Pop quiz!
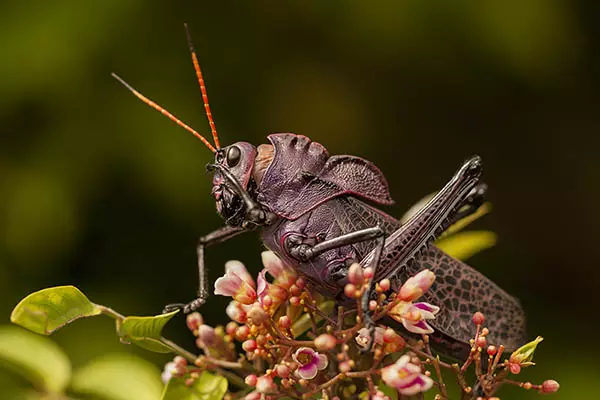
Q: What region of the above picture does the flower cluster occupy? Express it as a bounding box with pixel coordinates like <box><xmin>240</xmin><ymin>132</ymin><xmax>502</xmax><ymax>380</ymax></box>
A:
<box><xmin>162</xmin><ymin>252</ymin><xmax>559</xmax><ymax>399</ymax></box>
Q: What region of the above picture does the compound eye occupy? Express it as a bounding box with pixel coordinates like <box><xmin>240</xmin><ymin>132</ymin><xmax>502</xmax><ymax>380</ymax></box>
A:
<box><xmin>226</xmin><ymin>146</ymin><xmax>241</xmax><ymax>167</ymax></box>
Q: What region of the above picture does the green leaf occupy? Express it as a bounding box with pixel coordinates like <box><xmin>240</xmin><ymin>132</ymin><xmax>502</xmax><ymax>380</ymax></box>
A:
<box><xmin>291</xmin><ymin>300</ymin><xmax>334</xmax><ymax>338</ymax></box>
<box><xmin>10</xmin><ymin>286</ymin><xmax>101</xmax><ymax>335</ymax></box>
<box><xmin>162</xmin><ymin>371</ymin><xmax>227</xmax><ymax>400</ymax></box>
<box><xmin>0</xmin><ymin>325</ymin><xmax>71</xmax><ymax>393</ymax></box>
<box><xmin>117</xmin><ymin>310</ymin><xmax>179</xmax><ymax>353</ymax></box>
<box><xmin>435</xmin><ymin>230</ymin><xmax>497</xmax><ymax>261</ymax></box>
<box><xmin>71</xmin><ymin>353</ymin><xmax>163</xmax><ymax>400</ymax></box>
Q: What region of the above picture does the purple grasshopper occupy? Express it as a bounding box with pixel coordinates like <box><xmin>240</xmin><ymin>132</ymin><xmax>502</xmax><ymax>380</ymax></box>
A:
<box><xmin>112</xmin><ymin>26</ymin><xmax>526</xmax><ymax>359</ymax></box>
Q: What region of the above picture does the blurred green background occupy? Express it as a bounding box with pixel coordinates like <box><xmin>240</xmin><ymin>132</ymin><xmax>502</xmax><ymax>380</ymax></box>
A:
<box><xmin>1</xmin><ymin>0</ymin><xmax>598</xmax><ymax>398</ymax></box>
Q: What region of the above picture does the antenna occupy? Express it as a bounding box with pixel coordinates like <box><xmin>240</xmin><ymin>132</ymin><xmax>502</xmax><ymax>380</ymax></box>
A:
<box><xmin>184</xmin><ymin>23</ymin><xmax>220</xmax><ymax>149</ymax></box>
<box><xmin>111</xmin><ymin>73</ymin><xmax>217</xmax><ymax>153</ymax></box>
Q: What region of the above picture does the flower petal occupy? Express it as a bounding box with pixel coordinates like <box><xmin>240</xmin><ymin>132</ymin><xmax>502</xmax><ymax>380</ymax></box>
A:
<box><xmin>316</xmin><ymin>353</ymin><xmax>328</xmax><ymax>370</ymax></box>
<box><xmin>397</xmin><ymin>375</ymin><xmax>434</xmax><ymax>396</ymax></box>
<box><xmin>225</xmin><ymin>260</ymin><xmax>255</xmax><ymax>288</ymax></box>
<box><xmin>402</xmin><ymin>319</ymin><xmax>434</xmax><ymax>334</ymax></box>
<box><xmin>214</xmin><ymin>274</ymin><xmax>242</xmax><ymax>296</ymax></box>
<box><xmin>297</xmin><ymin>363</ymin><xmax>318</xmax><ymax>380</ymax></box>
<box><xmin>261</xmin><ymin>251</ymin><xmax>286</xmax><ymax>278</ymax></box>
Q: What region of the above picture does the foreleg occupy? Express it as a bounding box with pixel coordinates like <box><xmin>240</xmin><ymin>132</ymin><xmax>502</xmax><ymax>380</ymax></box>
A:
<box><xmin>164</xmin><ymin>225</ymin><xmax>246</xmax><ymax>313</ymax></box>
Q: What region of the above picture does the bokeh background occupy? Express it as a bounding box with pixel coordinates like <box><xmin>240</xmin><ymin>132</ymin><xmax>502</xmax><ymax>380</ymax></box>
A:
<box><xmin>1</xmin><ymin>1</ymin><xmax>598</xmax><ymax>398</ymax></box>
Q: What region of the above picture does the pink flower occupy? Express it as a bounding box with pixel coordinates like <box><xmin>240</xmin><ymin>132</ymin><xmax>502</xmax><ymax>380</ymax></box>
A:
<box><xmin>225</xmin><ymin>301</ymin><xmax>249</xmax><ymax>323</ymax></box>
<box><xmin>292</xmin><ymin>347</ymin><xmax>328</xmax><ymax>380</ymax></box>
<box><xmin>388</xmin><ymin>301</ymin><xmax>439</xmax><ymax>334</ymax></box>
<box><xmin>381</xmin><ymin>355</ymin><xmax>433</xmax><ymax>396</ymax></box>
<box><xmin>399</xmin><ymin>269</ymin><xmax>435</xmax><ymax>302</ymax></box>
<box><xmin>214</xmin><ymin>261</ymin><xmax>256</xmax><ymax>304</ymax></box>
<box><xmin>257</xmin><ymin>271</ymin><xmax>288</xmax><ymax>308</ymax></box>
<box><xmin>261</xmin><ymin>251</ymin><xmax>296</xmax><ymax>289</ymax></box>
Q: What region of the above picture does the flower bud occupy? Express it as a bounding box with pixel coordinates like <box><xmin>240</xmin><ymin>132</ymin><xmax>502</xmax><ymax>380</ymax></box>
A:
<box><xmin>235</xmin><ymin>325</ymin><xmax>250</xmax><ymax>341</ymax></box>
<box><xmin>226</xmin><ymin>301</ymin><xmax>247</xmax><ymax>323</ymax></box>
<box><xmin>476</xmin><ymin>336</ymin><xmax>487</xmax><ymax>348</ymax></box>
<box><xmin>487</xmin><ymin>345</ymin><xmax>497</xmax><ymax>356</ymax></box>
<box><xmin>256</xmin><ymin>375</ymin><xmax>276</xmax><ymax>393</ymax></box>
<box><xmin>242</xmin><ymin>339</ymin><xmax>257</xmax><ymax>352</ymax></box>
<box><xmin>225</xmin><ymin>322</ymin><xmax>238</xmax><ymax>336</ymax></box>
<box><xmin>472</xmin><ymin>311</ymin><xmax>485</xmax><ymax>325</ymax></box>
<box><xmin>344</xmin><ymin>283</ymin><xmax>357</xmax><ymax>298</ymax></box>
<box><xmin>399</xmin><ymin>269</ymin><xmax>435</xmax><ymax>302</ymax></box>
<box><xmin>379</xmin><ymin>278</ymin><xmax>391</xmax><ymax>292</ymax></box>
<box><xmin>314</xmin><ymin>334</ymin><xmax>337</xmax><ymax>351</ymax></box>
<box><xmin>540</xmin><ymin>380</ymin><xmax>560</xmax><ymax>394</ymax></box>
<box><xmin>186</xmin><ymin>312</ymin><xmax>203</xmax><ymax>332</ymax></box>
<box><xmin>348</xmin><ymin>263</ymin><xmax>364</xmax><ymax>285</ymax></box>
<box><xmin>364</xmin><ymin>267</ymin><xmax>374</xmax><ymax>280</ymax></box>
<box><xmin>290</xmin><ymin>284</ymin><xmax>302</xmax><ymax>296</ymax></box>
<box><xmin>276</xmin><ymin>364</ymin><xmax>290</xmax><ymax>378</ymax></box>
<box><xmin>244</xmin><ymin>374</ymin><xmax>257</xmax><ymax>386</ymax></box>
<box><xmin>278</xmin><ymin>315</ymin><xmax>291</xmax><ymax>329</ymax></box>
<box><xmin>369</xmin><ymin>300</ymin><xmax>377</xmax><ymax>311</ymax></box>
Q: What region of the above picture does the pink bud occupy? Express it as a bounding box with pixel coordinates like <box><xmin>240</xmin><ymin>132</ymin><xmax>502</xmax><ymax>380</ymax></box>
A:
<box><xmin>314</xmin><ymin>334</ymin><xmax>337</xmax><ymax>351</ymax></box>
<box><xmin>186</xmin><ymin>312</ymin><xmax>203</xmax><ymax>332</ymax></box>
<box><xmin>290</xmin><ymin>284</ymin><xmax>302</xmax><ymax>296</ymax></box>
<box><xmin>344</xmin><ymin>283</ymin><xmax>357</xmax><ymax>298</ymax></box>
<box><xmin>476</xmin><ymin>336</ymin><xmax>487</xmax><ymax>348</ymax></box>
<box><xmin>289</xmin><ymin>296</ymin><xmax>301</xmax><ymax>306</ymax></box>
<box><xmin>364</xmin><ymin>267</ymin><xmax>374</xmax><ymax>280</ymax></box>
<box><xmin>278</xmin><ymin>315</ymin><xmax>291</xmax><ymax>329</ymax></box>
<box><xmin>262</xmin><ymin>294</ymin><xmax>273</xmax><ymax>308</ymax></box>
<box><xmin>225</xmin><ymin>321</ymin><xmax>238</xmax><ymax>335</ymax></box>
<box><xmin>235</xmin><ymin>325</ymin><xmax>250</xmax><ymax>341</ymax></box>
<box><xmin>399</xmin><ymin>269</ymin><xmax>435</xmax><ymax>301</ymax></box>
<box><xmin>226</xmin><ymin>301</ymin><xmax>247</xmax><ymax>323</ymax></box>
<box><xmin>540</xmin><ymin>380</ymin><xmax>560</xmax><ymax>394</ymax></box>
<box><xmin>369</xmin><ymin>300</ymin><xmax>377</xmax><ymax>311</ymax></box>
<box><xmin>348</xmin><ymin>263</ymin><xmax>364</xmax><ymax>285</ymax></box>
<box><xmin>245</xmin><ymin>374</ymin><xmax>257</xmax><ymax>386</ymax></box>
<box><xmin>472</xmin><ymin>312</ymin><xmax>485</xmax><ymax>325</ymax></box>
<box><xmin>379</xmin><ymin>278</ymin><xmax>391</xmax><ymax>292</ymax></box>
<box><xmin>295</xmin><ymin>277</ymin><xmax>306</xmax><ymax>289</ymax></box>
<box><xmin>276</xmin><ymin>364</ymin><xmax>290</xmax><ymax>378</ymax></box>
<box><xmin>487</xmin><ymin>345</ymin><xmax>497</xmax><ymax>356</ymax></box>
<box><xmin>242</xmin><ymin>339</ymin><xmax>257</xmax><ymax>352</ymax></box>
<box><xmin>256</xmin><ymin>375</ymin><xmax>276</xmax><ymax>393</ymax></box>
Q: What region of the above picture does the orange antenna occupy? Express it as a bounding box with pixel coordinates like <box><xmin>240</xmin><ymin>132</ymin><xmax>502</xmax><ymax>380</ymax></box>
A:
<box><xmin>184</xmin><ymin>23</ymin><xmax>220</xmax><ymax>149</ymax></box>
<box><xmin>111</xmin><ymin>73</ymin><xmax>217</xmax><ymax>153</ymax></box>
